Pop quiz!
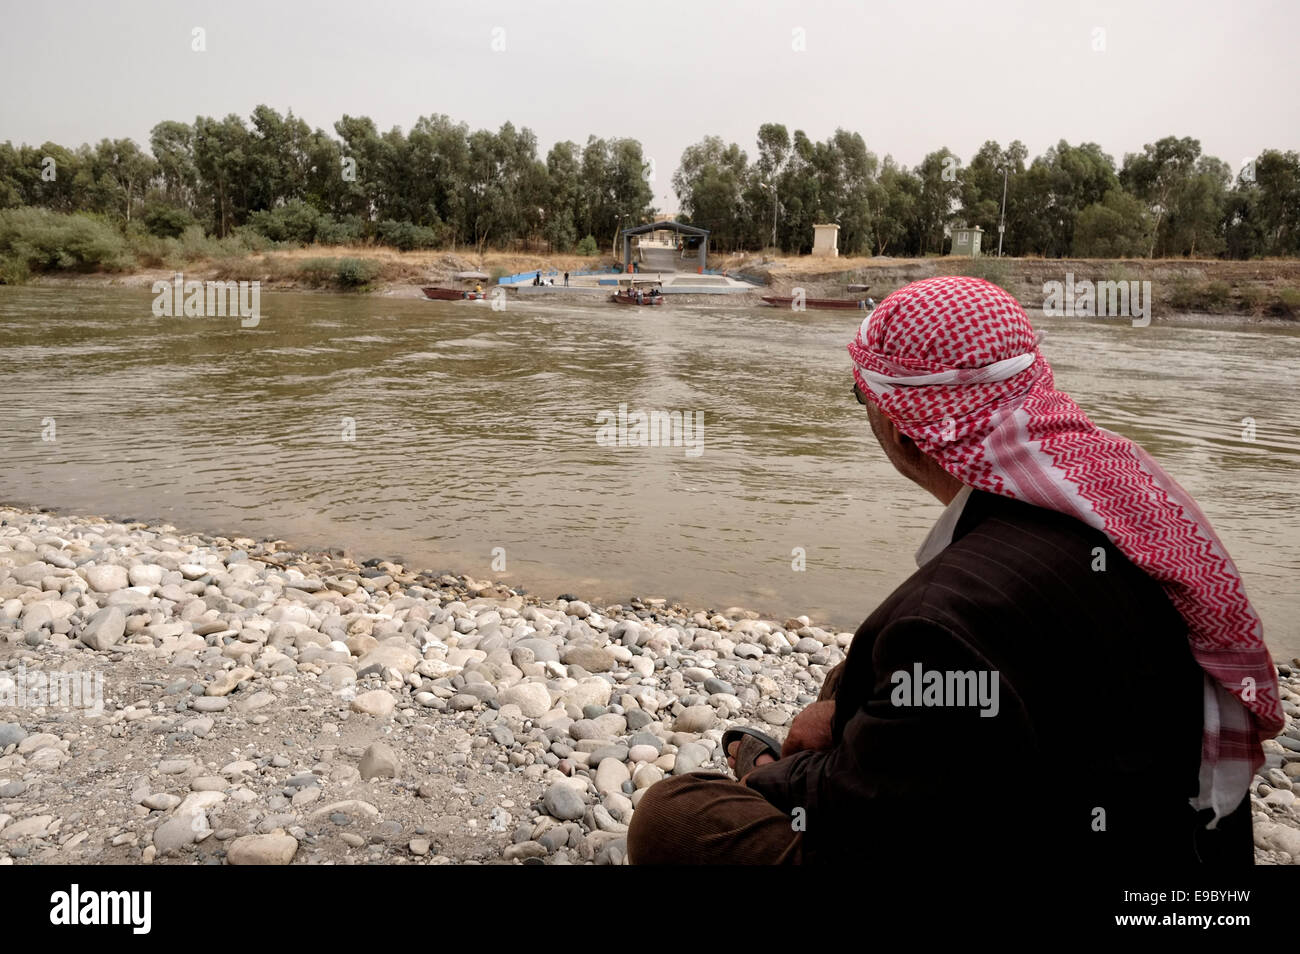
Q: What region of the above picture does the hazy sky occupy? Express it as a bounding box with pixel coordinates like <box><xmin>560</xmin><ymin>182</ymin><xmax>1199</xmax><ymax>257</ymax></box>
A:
<box><xmin>2</xmin><ymin>0</ymin><xmax>1296</xmax><ymax>211</ymax></box>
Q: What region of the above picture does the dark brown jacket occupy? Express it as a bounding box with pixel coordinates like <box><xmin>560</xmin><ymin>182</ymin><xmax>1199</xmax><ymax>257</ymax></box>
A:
<box><xmin>744</xmin><ymin>489</ymin><xmax>1253</xmax><ymax>864</ymax></box>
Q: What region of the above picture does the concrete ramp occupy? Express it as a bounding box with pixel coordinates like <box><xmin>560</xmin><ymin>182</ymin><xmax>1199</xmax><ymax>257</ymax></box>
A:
<box><xmin>637</xmin><ymin>246</ymin><xmax>681</xmax><ymax>273</ymax></box>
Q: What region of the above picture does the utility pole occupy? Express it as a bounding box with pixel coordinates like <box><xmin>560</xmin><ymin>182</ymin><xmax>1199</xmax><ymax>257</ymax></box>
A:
<box><xmin>997</xmin><ymin>167</ymin><xmax>1009</xmax><ymax>257</ymax></box>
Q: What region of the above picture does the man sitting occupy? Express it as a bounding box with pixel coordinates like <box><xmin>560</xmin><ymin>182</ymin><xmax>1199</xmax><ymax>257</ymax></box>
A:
<box><xmin>628</xmin><ymin>276</ymin><xmax>1282</xmax><ymax>865</ymax></box>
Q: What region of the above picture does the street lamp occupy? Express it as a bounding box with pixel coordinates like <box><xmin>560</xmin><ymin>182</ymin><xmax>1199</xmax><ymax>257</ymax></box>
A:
<box><xmin>760</xmin><ymin>180</ymin><xmax>778</xmax><ymax>251</ymax></box>
<box><xmin>996</xmin><ymin>167</ymin><xmax>1010</xmax><ymax>257</ymax></box>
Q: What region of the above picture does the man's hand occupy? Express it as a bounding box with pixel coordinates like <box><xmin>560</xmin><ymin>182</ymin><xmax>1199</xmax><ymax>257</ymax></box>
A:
<box><xmin>781</xmin><ymin>700</ymin><xmax>835</xmax><ymax>757</ymax></box>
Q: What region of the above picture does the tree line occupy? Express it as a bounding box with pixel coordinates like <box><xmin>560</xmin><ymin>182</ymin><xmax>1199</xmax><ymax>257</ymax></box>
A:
<box><xmin>0</xmin><ymin>106</ymin><xmax>653</xmax><ymax>256</ymax></box>
<box><xmin>675</xmin><ymin>126</ymin><xmax>1300</xmax><ymax>259</ymax></box>
<box><xmin>1</xmin><ymin>105</ymin><xmax>1297</xmax><ymax>259</ymax></box>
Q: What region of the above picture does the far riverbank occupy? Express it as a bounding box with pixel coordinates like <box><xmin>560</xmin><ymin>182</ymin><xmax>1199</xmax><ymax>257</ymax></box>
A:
<box><xmin>18</xmin><ymin>247</ymin><xmax>1300</xmax><ymax>324</ymax></box>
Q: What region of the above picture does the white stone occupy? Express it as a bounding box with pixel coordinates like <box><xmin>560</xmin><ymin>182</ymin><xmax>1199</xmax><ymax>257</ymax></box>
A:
<box><xmin>595</xmin><ymin>757</ymin><xmax>631</xmax><ymax>796</ymax></box>
<box><xmin>351</xmin><ymin>690</ymin><xmax>396</xmax><ymax>718</ymax></box>
<box><xmin>562</xmin><ymin>678</ymin><xmax>612</xmax><ymax>711</ymax></box>
<box><xmin>84</xmin><ymin>564</ymin><xmax>128</xmax><ymax>593</ymax></box>
<box><xmin>128</xmin><ymin>565</ymin><xmax>165</xmax><ymax>587</ymax></box>
<box><xmin>225</xmin><ymin>830</ymin><xmax>298</xmax><ymax>865</ymax></box>
<box><xmin>498</xmin><ymin>682</ymin><xmax>552</xmax><ymax>719</ymax></box>
<box><xmin>80</xmin><ymin>606</ymin><xmax>125</xmax><ymax>651</ymax></box>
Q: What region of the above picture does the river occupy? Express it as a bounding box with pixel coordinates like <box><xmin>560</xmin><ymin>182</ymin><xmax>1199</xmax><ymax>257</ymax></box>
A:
<box><xmin>2</xmin><ymin>285</ymin><xmax>1298</xmax><ymax>659</ymax></box>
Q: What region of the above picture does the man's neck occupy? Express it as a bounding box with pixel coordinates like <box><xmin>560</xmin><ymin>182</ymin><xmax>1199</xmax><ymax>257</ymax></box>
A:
<box><xmin>929</xmin><ymin>472</ymin><xmax>965</xmax><ymax>505</ymax></box>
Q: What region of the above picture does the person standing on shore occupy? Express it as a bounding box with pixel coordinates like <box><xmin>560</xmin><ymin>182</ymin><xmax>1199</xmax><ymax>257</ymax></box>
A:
<box><xmin>628</xmin><ymin>275</ymin><xmax>1283</xmax><ymax>866</ymax></box>
<box><xmin>564</xmin><ymin>272</ymin><xmax>569</xmax><ymax>286</ymax></box>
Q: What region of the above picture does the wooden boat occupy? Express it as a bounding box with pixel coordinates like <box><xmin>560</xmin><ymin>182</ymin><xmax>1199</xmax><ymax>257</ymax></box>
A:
<box><xmin>422</xmin><ymin>286</ymin><xmax>488</xmax><ymax>301</ymax></box>
<box><xmin>612</xmin><ymin>290</ymin><xmax>664</xmax><ymax>305</ymax></box>
<box><xmin>761</xmin><ymin>295</ymin><xmax>873</xmax><ymax>310</ymax></box>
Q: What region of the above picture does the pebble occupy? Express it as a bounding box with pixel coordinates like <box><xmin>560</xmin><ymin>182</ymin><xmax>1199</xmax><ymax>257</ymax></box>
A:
<box><xmin>141</xmin><ymin>793</ymin><xmax>182</xmax><ymax>811</ymax></box>
<box><xmin>85</xmin><ymin>564</ymin><xmax>129</xmax><ymax>592</ymax></box>
<box><xmin>674</xmin><ymin>705</ymin><xmax>718</xmax><ymax>733</ymax></box>
<box><xmin>225</xmin><ymin>831</ymin><xmax>299</xmax><ymax>865</ymax></box>
<box><xmin>80</xmin><ymin>606</ymin><xmax>125</xmax><ymax>651</ymax></box>
<box><xmin>674</xmin><ymin>742</ymin><xmax>712</xmax><ymax>774</ymax></box>
<box><xmin>0</xmin><ymin>723</ymin><xmax>27</xmax><ymax>749</ymax></box>
<box><xmin>504</xmin><ymin>840</ymin><xmax>548</xmax><ymax>860</ymax></box>
<box><xmin>561</xmin><ymin>646</ymin><xmax>616</xmax><ymax>672</ymax></box>
<box><xmin>497</xmin><ymin>682</ymin><xmax>552</xmax><ymax>718</ymax></box>
<box><xmin>153</xmin><ymin>814</ymin><xmax>205</xmax><ymax>855</ymax></box>
<box><xmin>543</xmin><ymin>784</ymin><xmax>587</xmax><ymax>821</ymax></box>
<box><xmin>128</xmin><ymin>564</ymin><xmax>165</xmax><ymax>587</ymax></box>
<box><xmin>633</xmin><ymin>764</ymin><xmax>664</xmax><ymax>789</ymax></box>
<box><xmin>359</xmin><ymin>742</ymin><xmax>400</xmax><ymax>780</ymax></box>
<box><xmin>595</xmin><ymin>758</ymin><xmax>631</xmax><ymax>796</ymax></box>
<box><xmin>351</xmin><ymin>690</ymin><xmax>397</xmax><ymax>718</ymax></box>
<box><xmin>628</xmin><ymin>744</ymin><xmax>660</xmax><ymax>763</ymax></box>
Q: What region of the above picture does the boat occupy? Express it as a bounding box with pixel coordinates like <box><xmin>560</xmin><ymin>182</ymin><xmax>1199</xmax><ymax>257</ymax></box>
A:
<box><xmin>422</xmin><ymin>286</ymin><xmax>489</xmax><ymax>301</ymax></box>
<box><xmin>612</xmin><ymin>290</ymin><xmax>664</xmax><ymax>305</ymax></box>
<box><xmin>611</xmin><ymin>278</ymin><xmax>665</xmax><ymax>305</ymax></box>
<box><xmin>422</xmin><ymin>271</ymin><xmax>492</xmax><ymax>301</ymax></box>
<box><xmin>761</xmin><ymin>295</ymin><xmax>874</xmax><ymax>310</ymax></box>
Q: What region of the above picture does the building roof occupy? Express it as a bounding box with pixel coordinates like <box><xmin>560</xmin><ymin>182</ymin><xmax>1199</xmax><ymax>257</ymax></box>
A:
<box><xmin>620</xmin><ymin>220</ymin><xmax>710</xmax><ymax>238</ymax></box>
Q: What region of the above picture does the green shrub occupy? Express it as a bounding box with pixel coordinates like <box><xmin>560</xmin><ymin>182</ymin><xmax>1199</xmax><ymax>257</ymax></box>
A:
<box><xmin>229</xmin><ymin>225</ymin><xmax>272</xmax><ymax>253</ymax></box>
<box><xmin>0</xmin><ymin>207</ymin><xmax>132</xmax><ymax>273</ymax></box>
<box><xmin>175</xmin><ymin>224</ymin><xmax>222</xmax><ymax>261</ymax></box>
<box><xmin>142</xmin><ymin>202</ymin><xmax>195</xmax><ymax>239</ymax></box>
<box><xmin>334</xmin><ymin>257</ymin><xmax>380</xmax><ymax>287</ymax></box>
<box><xmin>1273</xmin><ymin>286</ymin><xmax>1300</xmax><ymax>317</ymax></box>
<box><xmin>1202</xmin><ymin>280</ymin><xmax>1231</xmax><ymax>309</ymax></box>
<box><xmin>1166</xmin><ymin>279</ymin><xmax>1199</xmax><ymax>311</ymax></box>
<box><xmin>575</xmin><ymin>234</ymin><xmax>599</xmax><ymax>257</ymax></box>
<box><xmin>1238</xmin><ymin>284</ymin><xmax>1267</xmax><ymax>313</ymax></box>
<box><xmin>315</xmin><ymin>214</ymin><xmax>367</xmax><ymax>246</ymax></box>
<box><xmin>128</xmin><ymin>231</ymin><xmax>178</xmax><ymax>268</ymax></box>
<box><xmin>0</xmin><ymin>255</ymin><xmax>31</xmax><ymax>284</ymax></box>
<box><xmin>295</xmin><ymin>257</ymin><xmax>339</xmax><ymax>285</ymax></box>
<box><xmin>247</xmin><ymin>200</ymin><xmax>322</xmax><ymax>244</ymax></box>
<box><xmin>375</xmin><ymin>219</ymin><xmax>441</xmax><ymax>251</ymax></box>
<box><xmin>294</xmin><ymin>256</ymin><xmax>381</xmax><ymax>288</ymax></box>
<box><xmin>170</xmin><ymin>224</ymin><xmax>269</xmax><ymax>262</ymax></box>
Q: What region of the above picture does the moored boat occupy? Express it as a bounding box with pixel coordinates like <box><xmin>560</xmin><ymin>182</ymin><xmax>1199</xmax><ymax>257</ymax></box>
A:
<box><xmin>611</xmin><ymin>290</ymin><xmax>665</xmax><ymax>305</ymax></box>
<box><xmin>422</xmin><ymin>286</ymin><xmax>488</xmax><ymax>301</ymax></box>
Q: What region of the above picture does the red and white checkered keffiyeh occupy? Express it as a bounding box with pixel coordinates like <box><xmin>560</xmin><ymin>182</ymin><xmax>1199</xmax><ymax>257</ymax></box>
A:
<box><xmin>848</xmin><ymin>275</ymin><xmax>1283</xmax><ymax>823</ymax></box>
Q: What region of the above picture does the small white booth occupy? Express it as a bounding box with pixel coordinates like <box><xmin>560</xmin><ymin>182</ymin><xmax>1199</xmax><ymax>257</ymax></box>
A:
<box><xmin>812</xmin><ymin>223</ymin><xmax>840</xmax><ymax>258</ymax></box>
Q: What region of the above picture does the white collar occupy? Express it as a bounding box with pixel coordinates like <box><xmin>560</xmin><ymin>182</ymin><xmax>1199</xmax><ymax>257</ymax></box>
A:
<box><xmin>915</xmin><ymin>485</ymin><xmax>974</xmax><ymax>567</ymax></box>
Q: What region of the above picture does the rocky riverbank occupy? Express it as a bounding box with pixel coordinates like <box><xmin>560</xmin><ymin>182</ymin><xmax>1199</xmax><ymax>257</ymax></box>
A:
<box><xmin>2</xmin><ymin>506</ymin><xmax>1299</xmax><ymax>865</ymax></box>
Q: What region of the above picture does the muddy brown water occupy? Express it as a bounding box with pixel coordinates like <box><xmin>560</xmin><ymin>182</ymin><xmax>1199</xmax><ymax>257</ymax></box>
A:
<box><xmin>2</xmin><ymin>285</ymin><xmax>1297</xmax><ymax>660</ymax></box>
